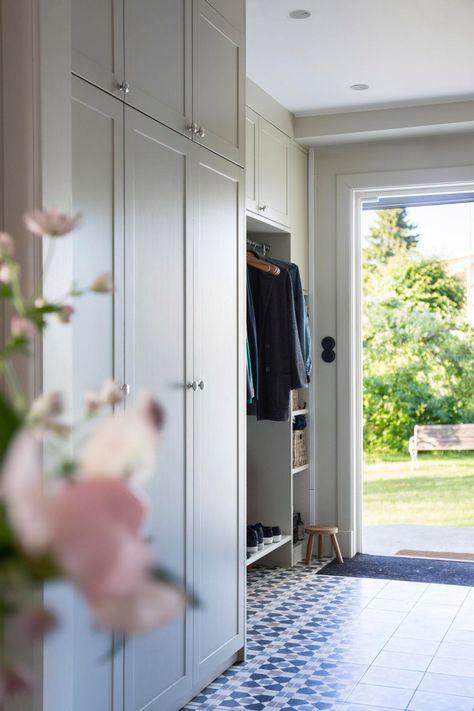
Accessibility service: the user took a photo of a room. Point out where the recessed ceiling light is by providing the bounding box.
[350,83,369,91]
[289,9,311,19]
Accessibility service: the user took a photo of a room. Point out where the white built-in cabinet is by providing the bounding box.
[71,60,244,710]
[245,110,292,228]
[72,0,245,166]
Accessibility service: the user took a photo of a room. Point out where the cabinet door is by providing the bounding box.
[193,148,245,683]
[123,108,194,711]
[205,0,245,30]
[47,76,124,711]
[124,0,192,136]
[290,142,309,290]
[259,118,291,227]
[193,0,245,166]
[245,108,259,214]
[72,0,124,96]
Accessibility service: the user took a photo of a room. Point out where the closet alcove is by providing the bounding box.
[246,218,311,568]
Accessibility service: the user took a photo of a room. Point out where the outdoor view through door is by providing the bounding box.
[361,193,474,561]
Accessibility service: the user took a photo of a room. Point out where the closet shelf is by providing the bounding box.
[246,535,292,566]
[292,408,308,416]
[292,464,309,475]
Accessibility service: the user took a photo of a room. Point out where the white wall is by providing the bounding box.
[313,131,474,541]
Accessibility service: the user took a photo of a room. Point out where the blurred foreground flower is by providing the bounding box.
[0,210,188,703]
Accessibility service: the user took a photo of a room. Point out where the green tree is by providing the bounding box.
[364,207,419,265]
[363,209,474,453]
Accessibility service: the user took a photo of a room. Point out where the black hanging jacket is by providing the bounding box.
[247,265,307,421]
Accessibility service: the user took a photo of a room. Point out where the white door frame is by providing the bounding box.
[336,165,474,557]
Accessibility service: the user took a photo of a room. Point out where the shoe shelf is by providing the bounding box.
[292,408,308,416]
[246,535,292,566]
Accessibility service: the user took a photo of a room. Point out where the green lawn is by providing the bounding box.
[363,452,474,526]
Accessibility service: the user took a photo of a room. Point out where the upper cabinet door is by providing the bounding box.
[193,0,245,166]
[258,118,291,228]
[72,0,124,96]
[205,0,245,30]
[124,0,193,136]
[245,108,259,213]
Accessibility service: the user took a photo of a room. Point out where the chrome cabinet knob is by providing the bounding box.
[197,126,206,138]
[121,383,130,396]
[198,380,206,391]
[258,204,267,212]
[186,122,198,134]
[187,381,198,391]
[117,81,130,94]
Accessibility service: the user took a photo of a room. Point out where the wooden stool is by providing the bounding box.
[305,526,343,564]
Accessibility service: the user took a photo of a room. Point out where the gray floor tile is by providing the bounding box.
[373,650,432,672]
[408,689,474,711]
[420,672,474,697]
[383,637,439,656]
[428,656,474,678]
[360,666,423,689]
[346,682,413,709]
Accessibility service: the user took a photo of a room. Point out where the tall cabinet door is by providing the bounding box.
[193,0,245,166]
[124,0,193,135]
[123,108,194,711]
[71,0,124,96]
[45,76,124,711]
[193,148,245,683]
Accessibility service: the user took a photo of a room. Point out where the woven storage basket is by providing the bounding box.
[292,390,299,410]
[293,430,307,468]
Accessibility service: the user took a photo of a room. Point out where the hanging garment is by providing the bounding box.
[247,265,307,421]
[267,257,312,378]
[247,268,259,402]
[246,338,254,404]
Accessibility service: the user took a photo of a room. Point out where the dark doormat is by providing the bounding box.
[317,553,474,587]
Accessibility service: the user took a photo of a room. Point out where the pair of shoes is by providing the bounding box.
[257,523,282,545]
[247,524,283,555]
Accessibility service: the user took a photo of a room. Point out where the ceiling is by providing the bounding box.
[246,0,474,116]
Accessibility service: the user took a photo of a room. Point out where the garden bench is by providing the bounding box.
[409,423,474,468]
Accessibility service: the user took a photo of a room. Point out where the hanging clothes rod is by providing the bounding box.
[246,238,271,256]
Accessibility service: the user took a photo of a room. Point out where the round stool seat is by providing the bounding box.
[304,525,343,564]
[305,525,338,534]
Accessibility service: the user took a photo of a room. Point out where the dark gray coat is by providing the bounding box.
[248,265,307,421]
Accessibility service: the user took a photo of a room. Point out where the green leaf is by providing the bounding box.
[0,392,21,466]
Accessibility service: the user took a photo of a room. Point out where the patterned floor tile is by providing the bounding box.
[184,566,474,710]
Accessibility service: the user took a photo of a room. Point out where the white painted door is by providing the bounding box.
[123,107,194,711]
[124,0,193,136]
[193,0,245,166]
[259,118,291,227]
[45,75,124,711]
[71,0,124,97]
[192,148,245,682]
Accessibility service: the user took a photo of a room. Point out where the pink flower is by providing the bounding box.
[84,391,101,413]
[49,477,149,599]
[90,579,184,634]
[80,398,163,482]
[24,210,81,237]
[27,392,64,425]
[99,380,123,406]
[0,231,14,256]
[0,263,12,283]
[0,431,53,552]
[20,606,57,640]
[0,664,34,701]
[57,304,74,323]
[11,316,36,339]
[90,272,114,293]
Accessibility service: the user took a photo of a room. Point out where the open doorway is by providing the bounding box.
[361,192,474,561]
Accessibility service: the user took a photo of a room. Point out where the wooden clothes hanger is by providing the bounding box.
[246,250,280,276]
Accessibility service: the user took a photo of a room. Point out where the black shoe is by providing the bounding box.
[247,525,258,555]
[253,524,264,550]
[272,526,282,542]
[262,526,274,545]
